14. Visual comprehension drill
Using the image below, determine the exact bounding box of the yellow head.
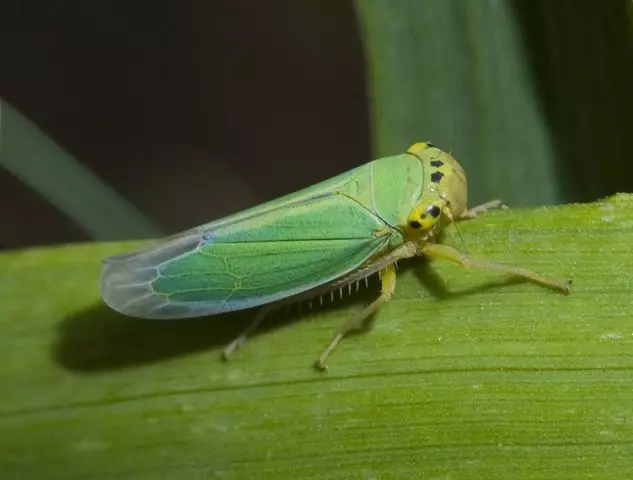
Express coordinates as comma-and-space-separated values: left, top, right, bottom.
405, 142, 468, 236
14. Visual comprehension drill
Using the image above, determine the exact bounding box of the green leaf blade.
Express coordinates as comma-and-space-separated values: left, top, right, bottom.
1, 195, 633, 479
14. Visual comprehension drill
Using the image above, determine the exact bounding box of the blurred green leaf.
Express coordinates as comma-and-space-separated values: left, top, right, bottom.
355, 0, 633, 207
1, 194, 632, 479
355, 0, 560, 207
0, 99, 162, 240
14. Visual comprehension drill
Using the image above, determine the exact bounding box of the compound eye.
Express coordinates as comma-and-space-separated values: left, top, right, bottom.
426, 204, 441, 218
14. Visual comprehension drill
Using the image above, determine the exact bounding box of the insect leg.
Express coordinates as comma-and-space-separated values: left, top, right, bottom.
315, 264, 397, 370
459, 200, 507, 219
222, 305, 272, 360
420, 243, 571, 294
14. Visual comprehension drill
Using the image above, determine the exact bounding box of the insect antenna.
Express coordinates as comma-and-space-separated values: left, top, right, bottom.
436, 183, 470, 256
450, 218, 470, 255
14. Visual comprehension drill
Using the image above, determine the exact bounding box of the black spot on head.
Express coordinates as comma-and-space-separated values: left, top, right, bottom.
431, 171, 444, 183
426, 142, 436, 148
427, 204, 441, 218
409, 220, 422, 229
430, 160, 444, 167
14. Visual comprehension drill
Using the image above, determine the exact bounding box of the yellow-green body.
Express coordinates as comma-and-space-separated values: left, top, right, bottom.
100, 143, 464, 319
100, 142, 570, 368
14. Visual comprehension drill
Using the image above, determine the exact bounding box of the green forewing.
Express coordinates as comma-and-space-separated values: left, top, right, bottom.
100, 153, 423, 319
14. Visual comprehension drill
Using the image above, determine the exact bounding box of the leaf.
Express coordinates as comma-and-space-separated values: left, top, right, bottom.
354, 0, 561, 207
0, 99, 162, 240
1, 195, 632, 479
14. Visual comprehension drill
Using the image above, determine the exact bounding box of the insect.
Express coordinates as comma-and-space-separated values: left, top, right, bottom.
100, 142, 571, 369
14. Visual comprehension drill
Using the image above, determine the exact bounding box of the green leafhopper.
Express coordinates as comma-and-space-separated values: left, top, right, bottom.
100, 142, 571, 369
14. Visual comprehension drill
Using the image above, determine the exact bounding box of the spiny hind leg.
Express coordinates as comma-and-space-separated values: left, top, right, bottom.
222, 305, 272, 360
314, 242, 418, 370
459, 200, 507, 220
315, 263, 397, 370
421, 243, 571, 294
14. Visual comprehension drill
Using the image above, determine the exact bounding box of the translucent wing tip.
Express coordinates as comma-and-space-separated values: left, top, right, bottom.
99, 260, 162, 319
100, 233, 206, 319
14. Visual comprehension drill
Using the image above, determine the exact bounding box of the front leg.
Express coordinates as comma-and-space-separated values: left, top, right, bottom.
459, 200, 508, 220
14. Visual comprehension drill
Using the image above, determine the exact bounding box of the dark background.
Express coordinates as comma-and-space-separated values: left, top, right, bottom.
0, 1, 369, 249
1, 0, 633, 249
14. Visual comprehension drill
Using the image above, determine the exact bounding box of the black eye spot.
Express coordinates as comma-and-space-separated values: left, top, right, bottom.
430, 160, 444, 167
409, 220, 422, 229
428, 205, 441, 218
431, 171, 444, 183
